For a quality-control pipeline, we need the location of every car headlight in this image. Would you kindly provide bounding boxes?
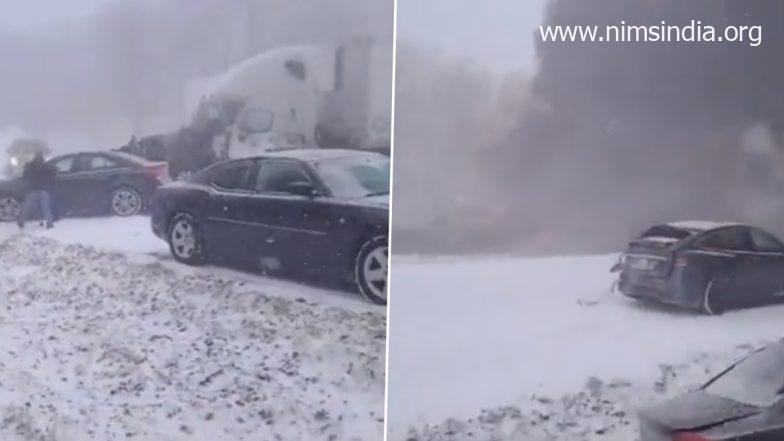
[10,157,18,166]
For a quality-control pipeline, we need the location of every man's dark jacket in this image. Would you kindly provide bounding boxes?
[23,160,57,191]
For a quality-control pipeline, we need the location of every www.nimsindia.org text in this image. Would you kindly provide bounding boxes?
[539,20,762,47]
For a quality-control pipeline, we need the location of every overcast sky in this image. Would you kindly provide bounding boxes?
[397,0,548,72]
[1,0,545,70]
[0,0,112,31]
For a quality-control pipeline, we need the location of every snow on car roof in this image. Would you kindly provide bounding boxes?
[262,148,385,162]
[641,236,681,244]
[666,220,743,231]
[105,150,159,165]
[49,150,156,166]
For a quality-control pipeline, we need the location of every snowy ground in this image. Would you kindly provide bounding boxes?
[387,254,784,440]
[0,217,385,441]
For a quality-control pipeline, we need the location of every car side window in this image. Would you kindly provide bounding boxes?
[50,156,76,174]
[254,160,312,194]
[209,161,255,191]
[695,228,753,251]
[750,229,784,253]
[86,155,119,171]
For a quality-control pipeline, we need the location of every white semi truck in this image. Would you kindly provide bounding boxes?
[183,36,392,164]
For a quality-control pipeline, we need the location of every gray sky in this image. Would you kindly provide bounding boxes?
[0,0,112,31]
[1,0,546,70]
[397,0,548,72]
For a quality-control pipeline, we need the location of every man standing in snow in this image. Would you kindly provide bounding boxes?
[17,152,57,229]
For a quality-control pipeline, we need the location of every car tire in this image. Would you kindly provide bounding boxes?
[0,195,21,222]
[355,236,388,305]
[168,213,206,265]
[110,187,143,217]
[702,278,724,315]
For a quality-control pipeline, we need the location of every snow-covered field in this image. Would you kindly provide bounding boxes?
[0,217,385,441]
[388,254,784,440]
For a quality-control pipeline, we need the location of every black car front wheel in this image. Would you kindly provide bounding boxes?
[110,187,143,217]
[0,195,21,222]
[168,213,206,265]
[355,236,388,305]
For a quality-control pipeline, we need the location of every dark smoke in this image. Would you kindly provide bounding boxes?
[393,0,784,255]
[392,44,535,254]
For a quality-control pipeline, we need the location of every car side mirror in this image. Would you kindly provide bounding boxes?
[286,181,318,198]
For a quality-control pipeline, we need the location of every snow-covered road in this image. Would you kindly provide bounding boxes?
[0,217,385,441]
[0,216,373,311]
[388,254,784,440]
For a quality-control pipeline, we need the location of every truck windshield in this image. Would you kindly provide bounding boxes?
[705,344,784,407]
[315,155,390,199]
[240,108,275,133]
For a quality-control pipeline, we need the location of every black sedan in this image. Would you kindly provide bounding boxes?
[640,340,784,440]
[0,151,169,222]
[149,149,389,305]
[613,221,784,314]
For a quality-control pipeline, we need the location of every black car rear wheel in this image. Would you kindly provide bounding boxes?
[702,278,724,315]
[110,187,143,217]
[168,213,206,265]
[355,236,388,305]
[0,195,20,222]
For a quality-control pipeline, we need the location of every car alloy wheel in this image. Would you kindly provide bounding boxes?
[0,196,20,222]
[168,214,205,264]
[355,236,388,305]
[111,187,142,216]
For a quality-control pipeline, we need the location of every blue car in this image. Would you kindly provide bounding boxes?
[614,221,784,314]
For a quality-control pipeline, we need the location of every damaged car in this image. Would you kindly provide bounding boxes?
[640,340,784,440]
[613,220,784,314]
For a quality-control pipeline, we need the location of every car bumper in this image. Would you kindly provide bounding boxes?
[619,272,702,310]
[151,213,167,239]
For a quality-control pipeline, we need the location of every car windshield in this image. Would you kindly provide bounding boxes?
[315,155,390,199]
[705,344,784,407]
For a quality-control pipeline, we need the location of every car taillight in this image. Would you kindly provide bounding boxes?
[145,163,170,183]
[673,432,711,441]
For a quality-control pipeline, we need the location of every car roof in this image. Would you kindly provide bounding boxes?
[104,150,157,165]
[259,148,384,162]
[194,149,384,176]
[665,220,745,232]
[48,150,154,166]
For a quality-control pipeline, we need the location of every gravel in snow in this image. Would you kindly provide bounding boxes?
[389,253,784,440]
[400,344,762,441]
[0,233,386,441]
